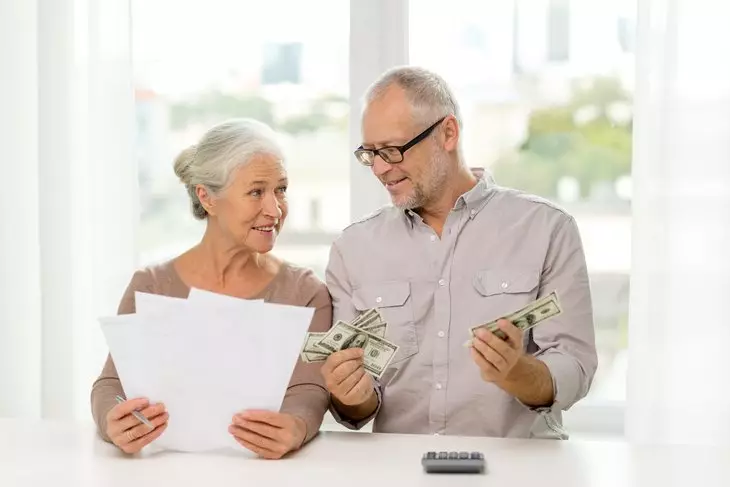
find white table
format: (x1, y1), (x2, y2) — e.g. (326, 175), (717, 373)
(2, 419), (729, 486)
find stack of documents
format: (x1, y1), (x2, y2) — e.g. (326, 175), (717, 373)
(98, 288), (315, 453)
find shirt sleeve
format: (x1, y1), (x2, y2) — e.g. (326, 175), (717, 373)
(323, 240), (383, 430)
(279, 277), (332, 445)
(89, 269), (154, 442)
(531, 215), (598, 412)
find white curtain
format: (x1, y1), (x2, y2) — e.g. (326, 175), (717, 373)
(627, 0), (730, 445)
(0, 0), (137, 420)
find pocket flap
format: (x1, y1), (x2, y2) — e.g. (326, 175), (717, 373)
(473, 269), (540, 297)
(352, 281), (411, 310)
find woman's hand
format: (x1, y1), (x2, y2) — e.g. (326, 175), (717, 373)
(105, 397), (168, 454)
(229, 410), (307, 459)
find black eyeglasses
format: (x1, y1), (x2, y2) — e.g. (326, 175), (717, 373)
(353, 116), (446, 166)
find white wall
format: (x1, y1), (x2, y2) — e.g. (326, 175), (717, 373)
(0, 0), (138, 421)
(0, 0), (42, 419)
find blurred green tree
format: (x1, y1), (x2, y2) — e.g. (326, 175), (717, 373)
(170, 92), (275, 129)
(492, 76), (632, 200)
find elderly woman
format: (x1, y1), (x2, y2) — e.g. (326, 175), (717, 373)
(90, 119), (331, 459)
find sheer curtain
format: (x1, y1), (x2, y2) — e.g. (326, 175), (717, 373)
(0, 0), (137, 420)
(627, 0), (730, 445)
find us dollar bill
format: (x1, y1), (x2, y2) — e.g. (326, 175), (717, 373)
(465, 291), (563, 345)
(352, 309), (385, 329)
(300, 308), (390, 363)
(362, 322), (387, 337)
(315, 320), (399, 379)
(351, 308), (379, 327)
(301, 332), (327, 353)
(299, 332), (328, 362)
(302, 352), (327, 363)
(355, 309), (389, 338)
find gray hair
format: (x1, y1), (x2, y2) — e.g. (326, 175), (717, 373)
(363, 66), (462, 128)
(173, 118), (284, 220)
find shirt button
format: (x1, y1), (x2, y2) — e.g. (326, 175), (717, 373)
(470, 209), (476, 217)
(430, 235), (437, 242)
(438, 279), (446, 286)
(437, 331), (445, 338)
(435, 383), (442, 390)
(375, 296), (382, 303)
(501, 281), (509, 289)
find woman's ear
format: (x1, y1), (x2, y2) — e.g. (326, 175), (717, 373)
(196, 185), (217, 216)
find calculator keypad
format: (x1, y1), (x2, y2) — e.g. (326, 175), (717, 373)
(422, 450), (485, 474)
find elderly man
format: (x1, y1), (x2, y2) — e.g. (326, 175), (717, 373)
(320, 66), (597, 439)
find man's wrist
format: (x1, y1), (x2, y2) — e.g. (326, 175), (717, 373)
(332, 388), (378, 422)
(501, 355), (533, 385)
(497, 355), (555, 408)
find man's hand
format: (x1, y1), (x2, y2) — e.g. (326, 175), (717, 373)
(470, 319), (523, 383)
(321, 348), (378, 420)
(229, 411), (307, 460)
(470, 319), (555, 407)
(321, 348), (375, 406)
(105, 397), (168, 454)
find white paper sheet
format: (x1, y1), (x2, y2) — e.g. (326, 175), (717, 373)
(186, 287), (265, 310)
(99, 289), (314, 453)
(134, 291), (186, 316)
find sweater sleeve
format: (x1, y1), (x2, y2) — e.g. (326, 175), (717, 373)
(278, 276), (332, 445)
(90, 269), (154, 442)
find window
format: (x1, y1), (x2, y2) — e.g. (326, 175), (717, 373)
(131, 0), (635, 435)
(617, 16), (636, 53)
(547, 0), (571, 62)
(131, 0), (350, 279)
(411, 0), (636, 434)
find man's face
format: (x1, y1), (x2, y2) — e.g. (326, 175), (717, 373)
(360, 86), (449, 210)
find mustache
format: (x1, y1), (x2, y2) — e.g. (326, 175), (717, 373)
(380, 175), (408, 184)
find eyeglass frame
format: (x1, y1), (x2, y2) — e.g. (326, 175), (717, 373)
(353, 116), (447, 166)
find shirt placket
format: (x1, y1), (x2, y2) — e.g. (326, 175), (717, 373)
(426, 211), (464, 435)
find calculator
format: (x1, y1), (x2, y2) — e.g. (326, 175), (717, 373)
(421, 451), (486, 474)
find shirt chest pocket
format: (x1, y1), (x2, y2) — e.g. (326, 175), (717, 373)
(469, 268), (541, 341)
(351, 281), (419, 366)
(472, 268), (540, 298)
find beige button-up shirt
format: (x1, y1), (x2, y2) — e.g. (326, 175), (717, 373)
(325, 173), (597, 439)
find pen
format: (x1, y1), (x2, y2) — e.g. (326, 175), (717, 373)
(115, 394), (154, 428)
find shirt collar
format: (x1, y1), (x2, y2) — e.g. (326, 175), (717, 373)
(403, 167), (494, 225)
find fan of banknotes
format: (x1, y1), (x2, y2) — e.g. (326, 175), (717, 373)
(463, 290), (563, 346)
(299, 308), (399, 379)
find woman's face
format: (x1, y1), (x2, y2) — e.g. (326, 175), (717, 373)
(203, 154), (288, 254)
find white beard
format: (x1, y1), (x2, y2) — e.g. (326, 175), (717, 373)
(393, 149), (450, 211)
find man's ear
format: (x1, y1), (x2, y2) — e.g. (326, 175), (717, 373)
(441, 115), (460, 153)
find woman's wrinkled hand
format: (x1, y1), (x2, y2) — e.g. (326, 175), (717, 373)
(229, 410), (307, 459)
